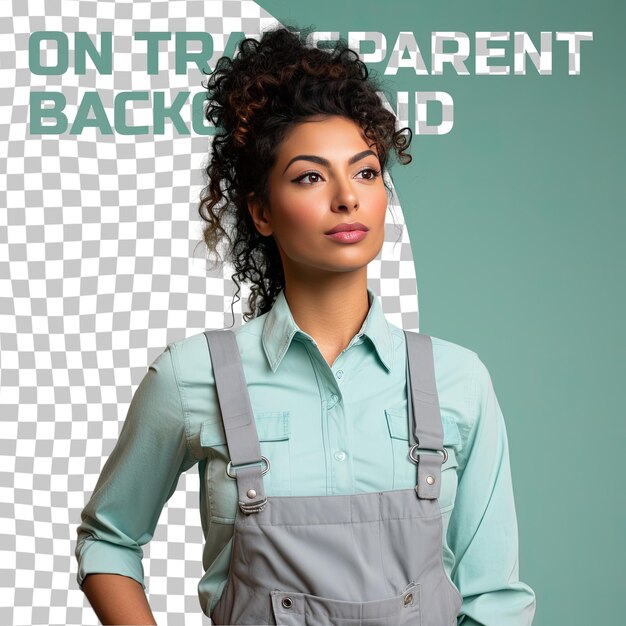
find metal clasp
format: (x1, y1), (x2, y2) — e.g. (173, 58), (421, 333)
(408, 444), (448, 465)
(226, 455), (271, 479)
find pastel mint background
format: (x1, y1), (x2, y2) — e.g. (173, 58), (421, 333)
(256, 1), (625, 624)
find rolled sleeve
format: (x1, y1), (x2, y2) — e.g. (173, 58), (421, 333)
(450, 356), (537, 625)
(74, 345), (198, 590)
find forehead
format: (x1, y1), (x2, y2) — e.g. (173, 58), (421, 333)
(276, 116), (374, 159)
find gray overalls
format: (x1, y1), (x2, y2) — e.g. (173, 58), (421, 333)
(204, 328), (462, 625)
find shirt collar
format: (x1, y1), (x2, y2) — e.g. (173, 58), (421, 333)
(262, 287), (394, 373)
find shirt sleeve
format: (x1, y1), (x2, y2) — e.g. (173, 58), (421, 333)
(449, 355), (537, 625)
(74, 345), (199, 590)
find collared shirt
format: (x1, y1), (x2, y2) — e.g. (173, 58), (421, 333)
(75, 287), (536, 625)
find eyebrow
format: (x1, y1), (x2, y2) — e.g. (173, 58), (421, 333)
(282, 149), (378, 174)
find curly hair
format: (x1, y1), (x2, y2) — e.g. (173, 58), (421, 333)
(197, 23), (413, 324)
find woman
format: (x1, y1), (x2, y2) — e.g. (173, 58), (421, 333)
(75, 25), (536, 625)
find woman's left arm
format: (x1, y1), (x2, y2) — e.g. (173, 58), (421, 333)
(449, 355), (537, 626)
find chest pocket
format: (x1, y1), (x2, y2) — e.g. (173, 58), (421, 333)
(200, 410), (292, 506)
(384, 407), (461, 512)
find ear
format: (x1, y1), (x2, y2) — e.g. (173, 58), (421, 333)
(247, 192), (273, 237)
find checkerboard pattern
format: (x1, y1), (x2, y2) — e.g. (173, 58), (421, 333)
(0, 1), (420, 624)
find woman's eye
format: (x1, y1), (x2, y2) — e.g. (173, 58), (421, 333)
(358, 167), (381, 180)
(294, 172), (323, 184)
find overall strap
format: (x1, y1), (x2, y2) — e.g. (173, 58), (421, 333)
(403, 331), (446, 500)
(204, 329), (268, 514)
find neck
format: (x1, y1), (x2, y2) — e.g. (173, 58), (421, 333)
(282, 270), (370, 364)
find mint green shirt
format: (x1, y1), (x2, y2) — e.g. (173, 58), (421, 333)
(75, 288), (536, 625)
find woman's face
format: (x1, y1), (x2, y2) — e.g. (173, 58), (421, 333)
(248, 115), (388, 281)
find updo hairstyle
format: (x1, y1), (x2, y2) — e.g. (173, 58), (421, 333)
(198, 24), (412, 322)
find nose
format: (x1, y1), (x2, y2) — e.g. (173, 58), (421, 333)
(331, 178), (359, 213)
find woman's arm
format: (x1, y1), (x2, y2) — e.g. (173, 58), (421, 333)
(81, 573), (157, 625)
(449, 355), (537, 625)
(74, 346), (198, 623)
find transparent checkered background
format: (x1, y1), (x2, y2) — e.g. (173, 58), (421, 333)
(0, 1), (419, 624)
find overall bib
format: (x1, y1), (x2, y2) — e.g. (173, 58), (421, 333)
(204, 328), (463, 626)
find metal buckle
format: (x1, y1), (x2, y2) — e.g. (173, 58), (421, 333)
(408, 444), (448, 465)
(226, 455), (271, 479)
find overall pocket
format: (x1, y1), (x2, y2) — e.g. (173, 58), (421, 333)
(270, 582), (421, 626)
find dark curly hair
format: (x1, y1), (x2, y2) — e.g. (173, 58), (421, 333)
(197, 23), (413, 324)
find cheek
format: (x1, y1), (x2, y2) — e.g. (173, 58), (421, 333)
(273, 195), (323, 234)
(371, 187), (389, 245)
(368, 187), (388, 233)
(373, 184), (388, 214)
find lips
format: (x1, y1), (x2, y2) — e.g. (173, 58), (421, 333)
(324, 222), (369, 235)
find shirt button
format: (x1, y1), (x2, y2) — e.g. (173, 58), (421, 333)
(330, 394), (338, 403)
(334, 451), (346, 461)
(336, 370), (344, 379)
